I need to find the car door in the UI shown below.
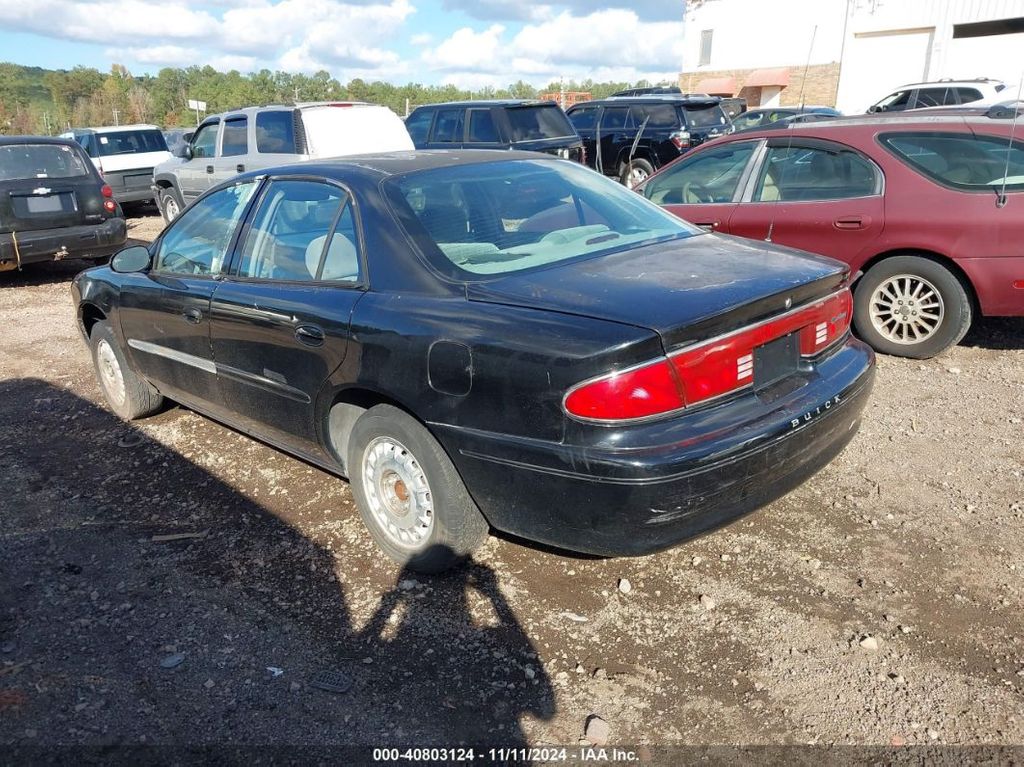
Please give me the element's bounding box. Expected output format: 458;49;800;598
595;106;630;174
209;177;364;456
640;139;760;232
178;119;221;203
727;138;884;265
566;104;599;168
117;179;261;411
213;114;249;184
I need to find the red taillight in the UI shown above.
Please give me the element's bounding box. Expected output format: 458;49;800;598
101;184;113;198
669;130;691;150
564;289;852;422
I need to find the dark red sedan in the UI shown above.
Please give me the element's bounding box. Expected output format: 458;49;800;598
637;114;1024;358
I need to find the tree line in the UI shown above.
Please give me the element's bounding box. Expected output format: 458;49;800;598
0;62;658;134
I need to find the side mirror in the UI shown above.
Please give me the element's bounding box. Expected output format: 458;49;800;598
110;245;151;274
171;144;188;158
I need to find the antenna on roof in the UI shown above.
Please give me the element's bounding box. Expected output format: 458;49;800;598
766;24;817;243
995;74;1023;209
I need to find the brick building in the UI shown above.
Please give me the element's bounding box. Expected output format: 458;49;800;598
680;0;1024;113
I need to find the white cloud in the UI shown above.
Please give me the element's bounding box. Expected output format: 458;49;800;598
410;32;433;45
113;45;203;66
422;24;505;74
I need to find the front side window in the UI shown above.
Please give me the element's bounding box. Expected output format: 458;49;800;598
191;122;219;159
731;111;766;130
221;117;248;157
0;144;91;181
431;109;464;143
467;109;500;143
873;90;911;112
237;180;349;281
153;181;258;275
255;111;296;154
644;142;757;205
754;145;879;202
880;131;1024;192
386;159;698;279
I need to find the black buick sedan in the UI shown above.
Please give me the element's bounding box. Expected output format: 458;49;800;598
72;150;874;572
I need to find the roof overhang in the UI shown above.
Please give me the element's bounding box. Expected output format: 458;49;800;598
745;68;791;88
695;76;738;95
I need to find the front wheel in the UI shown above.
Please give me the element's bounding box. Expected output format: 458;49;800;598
346;405;489;573
89;321;164;420
620;158;655;189
159;188;183;224
853;255;972;359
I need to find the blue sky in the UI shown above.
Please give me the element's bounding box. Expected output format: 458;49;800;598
0;0;683;88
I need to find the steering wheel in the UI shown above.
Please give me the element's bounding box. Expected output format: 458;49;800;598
162;251;210;275
682;181;714;204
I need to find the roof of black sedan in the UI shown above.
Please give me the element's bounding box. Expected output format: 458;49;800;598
0;135;78;146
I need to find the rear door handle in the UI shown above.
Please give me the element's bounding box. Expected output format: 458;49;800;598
834;216;864;229
183;308;203;324
295;324;325;346
206;165;214;174
236;164;245;173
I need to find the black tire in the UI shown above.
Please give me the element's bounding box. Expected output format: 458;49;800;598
159;187;184;224
89;321;164;420
619;157;655;188
853;255;972;359
346;404;489;573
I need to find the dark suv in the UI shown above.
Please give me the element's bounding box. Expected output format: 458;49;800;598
1;136;126;273
405;100;584;162
566;96;731;187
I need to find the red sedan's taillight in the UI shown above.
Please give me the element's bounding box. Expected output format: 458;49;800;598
564;289;852;423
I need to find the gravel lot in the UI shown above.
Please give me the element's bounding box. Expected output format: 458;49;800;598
1;211;1023;751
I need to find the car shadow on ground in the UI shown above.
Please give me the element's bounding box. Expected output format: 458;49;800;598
961;316;1024;351
0;259;93;288
0;378;554;747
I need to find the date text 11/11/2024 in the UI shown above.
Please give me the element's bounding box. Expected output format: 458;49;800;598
371;746;643;762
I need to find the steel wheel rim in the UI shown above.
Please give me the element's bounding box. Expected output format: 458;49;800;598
868;273;945;345
96;339;127;407
164;197;180;221
625;166;649;188
362;437;433;549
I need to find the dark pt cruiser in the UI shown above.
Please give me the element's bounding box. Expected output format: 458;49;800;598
72;150;874;572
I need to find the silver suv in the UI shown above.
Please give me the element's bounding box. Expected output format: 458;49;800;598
153;102;413;222
867;78;1006;113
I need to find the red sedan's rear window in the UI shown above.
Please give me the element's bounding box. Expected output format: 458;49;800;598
880;131;1024;192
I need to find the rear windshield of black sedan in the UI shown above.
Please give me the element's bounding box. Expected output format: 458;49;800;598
0;144;91;181
386;159;699;278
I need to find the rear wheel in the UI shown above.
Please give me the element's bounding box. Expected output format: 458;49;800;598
346;405;489;573
89;321;163;420
159;187;183;224
853;255;972;359
620;158;655;189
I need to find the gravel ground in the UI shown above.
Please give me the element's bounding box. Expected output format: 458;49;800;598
1;212;1023;752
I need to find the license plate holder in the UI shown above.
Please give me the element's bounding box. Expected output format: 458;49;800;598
753;333;799;391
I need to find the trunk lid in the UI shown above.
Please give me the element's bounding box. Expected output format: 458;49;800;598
0;142;106;234
465;233;848;351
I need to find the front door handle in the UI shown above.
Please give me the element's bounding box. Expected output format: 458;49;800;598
834;216;864;230
236;164;245;173
206;165;214;174
183;308;203;324
695;221;720;231
295;324;325;346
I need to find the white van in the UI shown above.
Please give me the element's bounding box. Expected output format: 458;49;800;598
61;125;171;206
152;102;414;222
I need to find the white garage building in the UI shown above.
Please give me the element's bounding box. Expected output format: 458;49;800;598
679;0;1024;113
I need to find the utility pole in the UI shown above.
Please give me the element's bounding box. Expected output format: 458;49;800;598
294;85;300;103
112;108;120;126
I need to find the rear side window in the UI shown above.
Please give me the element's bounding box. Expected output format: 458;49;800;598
505;105;575;141
255;111;296;154
567;106;598;130
237;179;348;281
96;129;167;156
633;104;679;129
431;108;465;143
601;107;629;131
467;109;500;143
404;109;433;145
221;117;248;157
0;144;91;181
683;105;728;129
754;145;879;202
881;131;1024;192
914;87;956;108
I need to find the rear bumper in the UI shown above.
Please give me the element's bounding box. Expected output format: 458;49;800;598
0;218;127;267
434;338;874;556
104;169;157;204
